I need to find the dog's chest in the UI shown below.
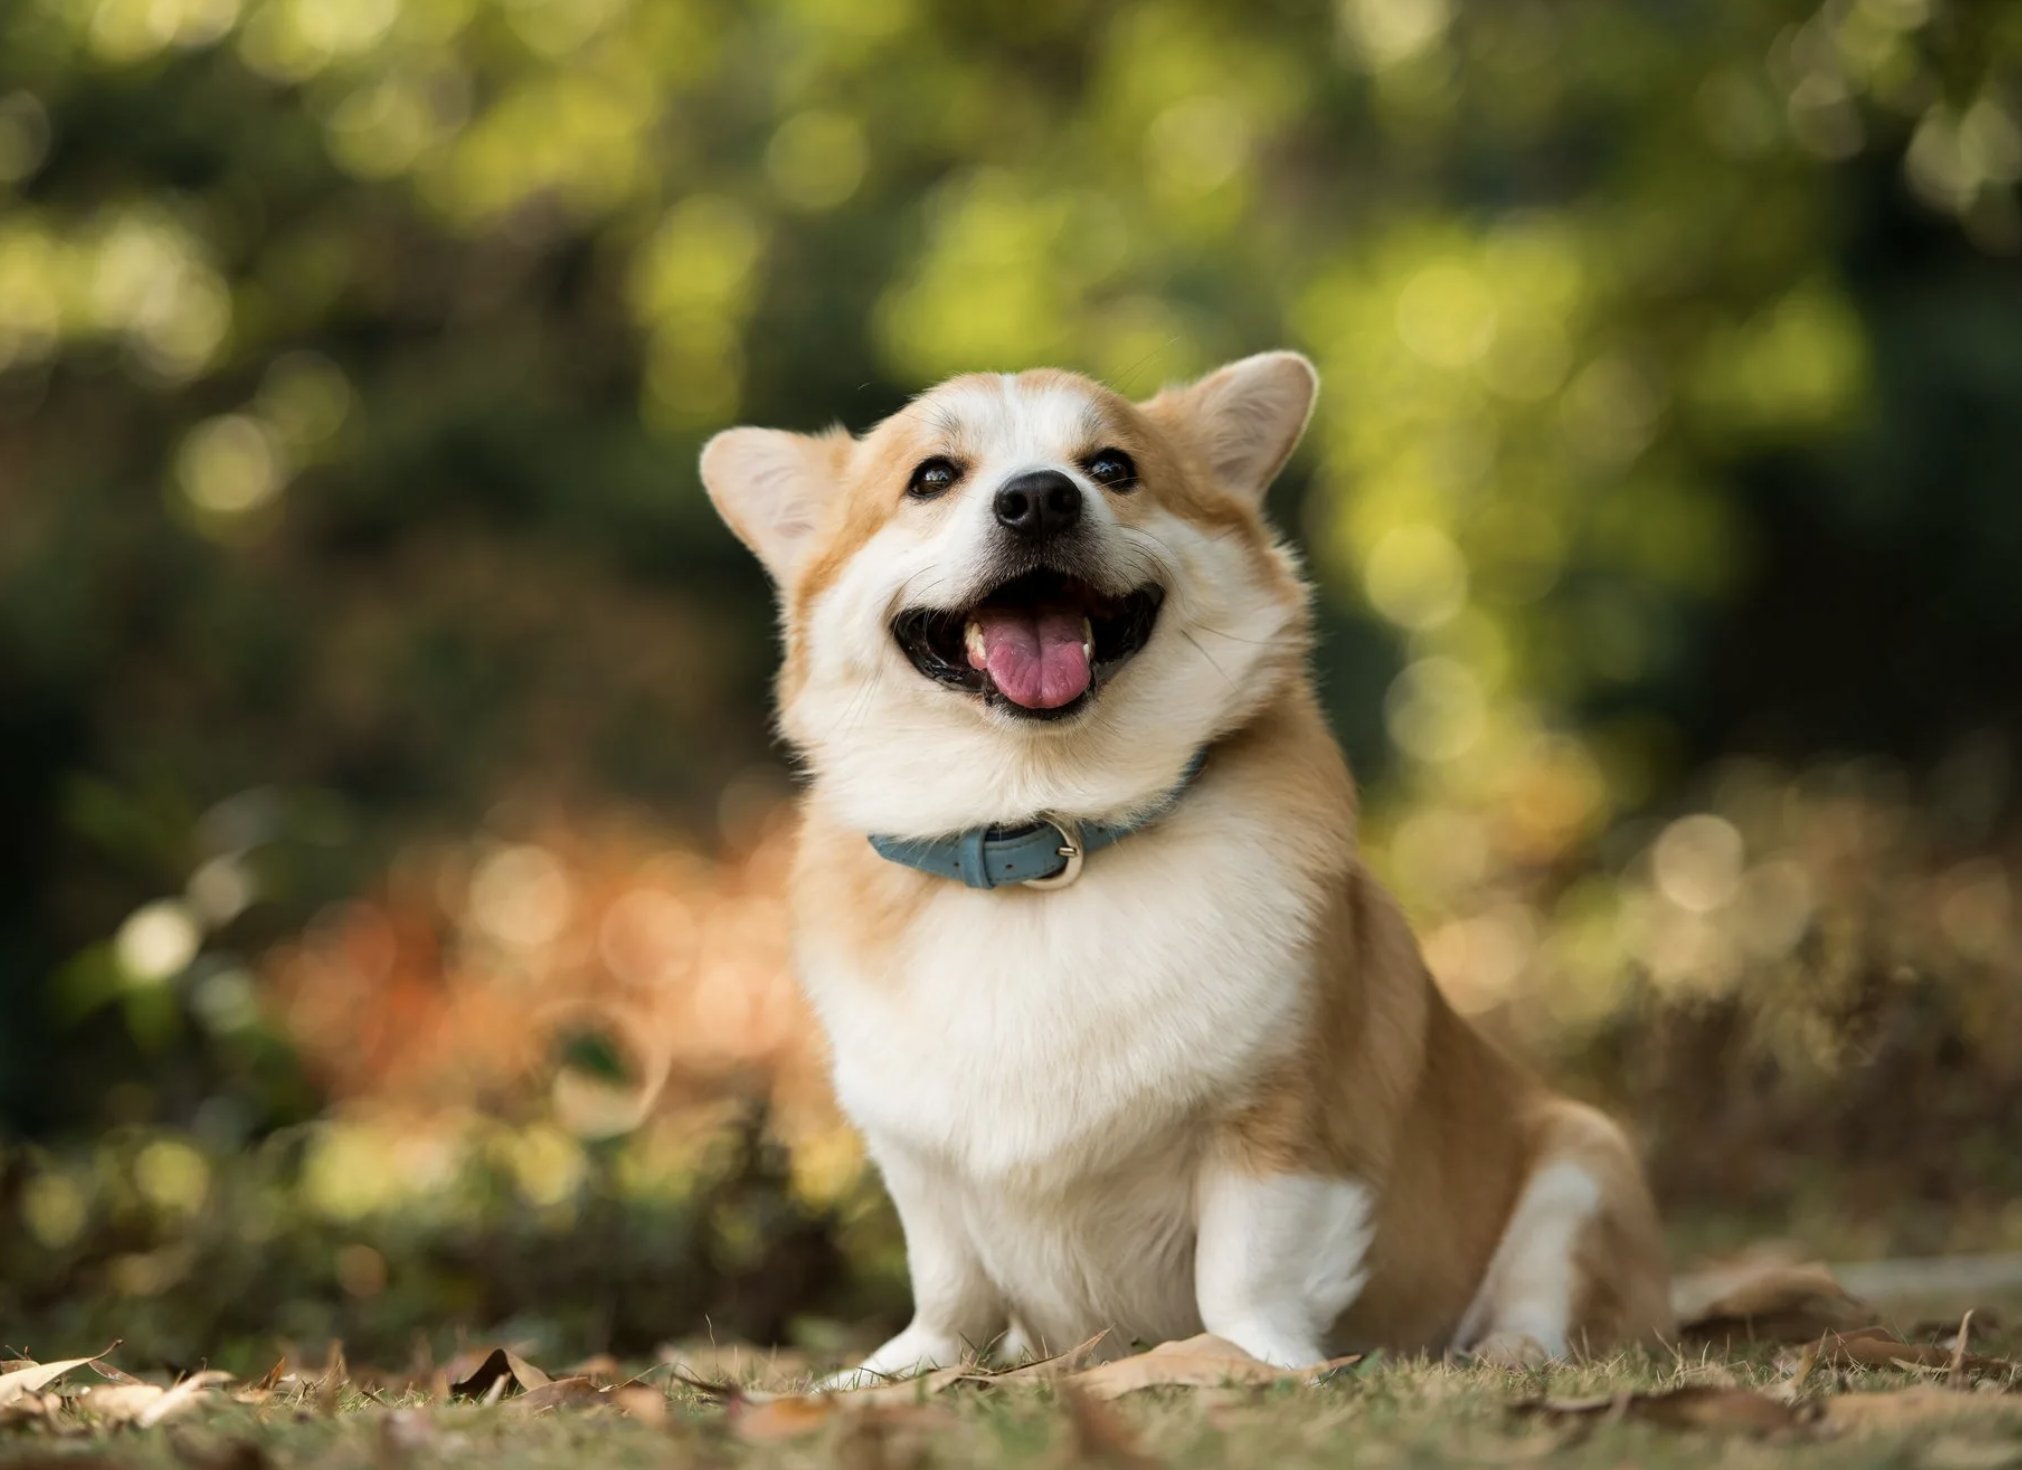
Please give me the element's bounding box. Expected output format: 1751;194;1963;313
800;813;1319;1185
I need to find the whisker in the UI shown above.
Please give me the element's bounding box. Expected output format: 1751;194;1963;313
1109;335;1183;399
1190;623;1277;647
1180;629;1235;690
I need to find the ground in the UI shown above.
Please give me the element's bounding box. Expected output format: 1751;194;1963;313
6;1281;2021;1470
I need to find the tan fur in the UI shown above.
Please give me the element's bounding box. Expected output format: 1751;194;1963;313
702;356;1673;1365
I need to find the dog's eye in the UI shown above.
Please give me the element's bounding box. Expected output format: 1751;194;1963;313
1084;449;1137;490
907;456;962;499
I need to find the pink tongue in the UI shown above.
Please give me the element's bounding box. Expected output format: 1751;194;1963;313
970;606;1091;710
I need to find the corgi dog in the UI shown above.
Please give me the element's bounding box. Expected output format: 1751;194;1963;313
699;353;1672;1378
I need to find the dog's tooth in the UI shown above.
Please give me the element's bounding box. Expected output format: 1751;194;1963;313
964;619;987;666
1080;615;1094;659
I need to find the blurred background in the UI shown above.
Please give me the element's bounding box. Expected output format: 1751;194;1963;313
2;0;2019;1372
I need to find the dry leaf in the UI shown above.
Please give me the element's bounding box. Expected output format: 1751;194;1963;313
142;1372;234;1429
90;1360;147;1387
448;1348;551;1402
1057;1380;1157;1468
1820;1387;2022;1433
730;1392;845;1442
75;1383;171;1425
959;1332;1110;1387
849;1367;975;1407
1815;1328;2013;1378
1065;1334;1349;1401
232;1358;287;1405
0;1390;65;1429
312;1341;349;1414
1951;1312;1977;1389
77;1371;232;1429
507;1377;604;1414
611;1385;669;1426
561;1354;622;1384
0;1347;120;1409
1674;1258;1876;1342
1513;1385;1809;1436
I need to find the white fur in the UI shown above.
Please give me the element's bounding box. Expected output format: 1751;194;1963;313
1195;1170;1374;1367
1453;1160;1602;1356
801;757;1339;1363
784;382;1300;839
775;366;1379;1373
707;362;1647;1380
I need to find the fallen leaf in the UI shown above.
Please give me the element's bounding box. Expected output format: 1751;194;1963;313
448;1348;551;1402
1065;1335;1349;1401
959;1332;1110;1387
1057;1380;1157;1468
561;1354;622;1384
507;1377;604;1414
233;1358;287;1405
1820;1387;2022;1433
693;1361;970;1408
1512;1385;1810;1436
79;1371;232;1429
74;1383;169;1425
1814;1328;2013;1378
730;1393;843;1442
1915;1312;2005;1344
312;1341;348;1414
611;1385;669;1426
0;1347;121;1410
1674;1258;1877;1342
140;1373;234;1429
1950;1312;1976;1389
0;1389;64;1429
845;1367;974;1406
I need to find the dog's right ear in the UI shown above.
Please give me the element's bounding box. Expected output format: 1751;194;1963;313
699;426;851;584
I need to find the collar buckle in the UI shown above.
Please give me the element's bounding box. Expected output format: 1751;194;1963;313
1020;815;1085;890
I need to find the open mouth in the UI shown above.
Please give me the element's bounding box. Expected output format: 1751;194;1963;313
892;569;1165;721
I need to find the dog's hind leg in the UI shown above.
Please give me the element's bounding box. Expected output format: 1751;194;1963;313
1453;1102;1672;1363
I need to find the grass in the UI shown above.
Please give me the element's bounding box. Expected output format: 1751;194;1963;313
11;1307;2022;1470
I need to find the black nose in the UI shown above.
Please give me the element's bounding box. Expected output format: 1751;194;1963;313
994;470;1082;540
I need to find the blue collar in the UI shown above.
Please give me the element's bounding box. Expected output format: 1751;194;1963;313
867;750;1208;891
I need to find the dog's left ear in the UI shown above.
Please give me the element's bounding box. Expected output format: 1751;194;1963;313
1145;351;1319;504
699;425;851;584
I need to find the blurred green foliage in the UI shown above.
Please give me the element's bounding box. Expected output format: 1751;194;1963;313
2;0;2021;1358
0;1113;872;1370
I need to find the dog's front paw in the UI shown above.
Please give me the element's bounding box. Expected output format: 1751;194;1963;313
1213;1323;1329;1371
1468;1330;1555;1367
814;1364;897;1393
818;1325;967;1392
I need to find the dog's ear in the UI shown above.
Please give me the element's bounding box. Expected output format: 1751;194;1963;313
1144;351;1318;504
699;426;851;583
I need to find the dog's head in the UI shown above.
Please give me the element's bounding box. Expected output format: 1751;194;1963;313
699;353;1317;836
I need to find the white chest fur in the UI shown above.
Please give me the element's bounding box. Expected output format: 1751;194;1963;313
796;791;1328;1344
